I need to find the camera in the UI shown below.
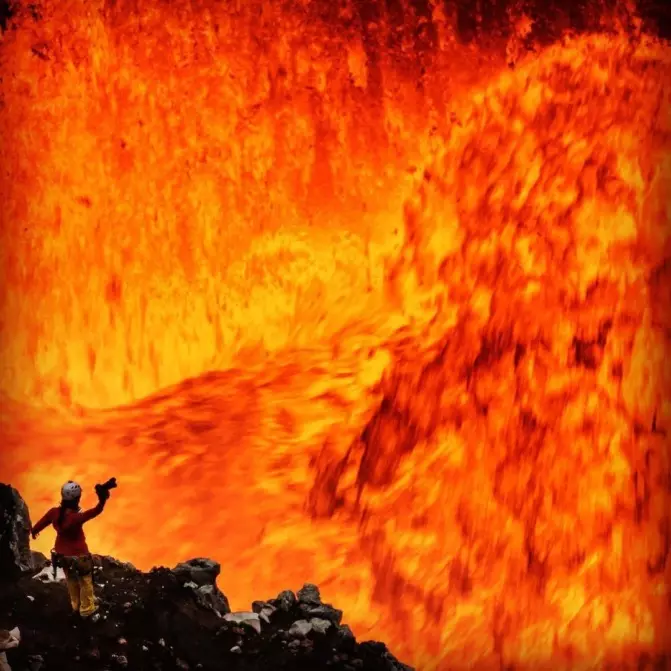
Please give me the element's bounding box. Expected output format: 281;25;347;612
95;477;118;498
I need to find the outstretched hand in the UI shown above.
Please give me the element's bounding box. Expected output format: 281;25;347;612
97;487;110;503
30;528;38;540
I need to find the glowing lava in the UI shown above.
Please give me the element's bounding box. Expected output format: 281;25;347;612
1;0;669;668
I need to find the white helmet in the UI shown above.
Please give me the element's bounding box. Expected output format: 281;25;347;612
61;481;82;501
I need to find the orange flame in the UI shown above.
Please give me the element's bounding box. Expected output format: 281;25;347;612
1;0;670;668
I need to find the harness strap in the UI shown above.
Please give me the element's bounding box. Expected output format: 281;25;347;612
52;552;93;577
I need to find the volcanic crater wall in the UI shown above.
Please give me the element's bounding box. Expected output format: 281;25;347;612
308;33;671;665
1;0;670;669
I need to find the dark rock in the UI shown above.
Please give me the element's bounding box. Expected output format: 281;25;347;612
309;618;332;634
222;612;261;634
288;620;312;638
93;555;136;571
296;583;321;605
27;654;45;671
172;558;220;587
338;625;355;641
193;583;230;616
299;603;343;625
110;653;128;666
273;590;297;612
336;625;357;654
0;483;33;582
30;551;48;571
360;642;388;656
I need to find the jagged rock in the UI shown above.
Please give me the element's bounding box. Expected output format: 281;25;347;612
93;555;136;571
299;603;343;625
172;558;220;587
223;612;261;634
26;654;43;671
172;559;230;615
32;567;66;583
337;625;356;642
293;583;343;624
288;620;312;638
193;584;231;616
273;590;297;612
296;583;321;605
0;484;33;581
258;605;275;623
309;618;332;634
250;600;277;624
30;552;48;571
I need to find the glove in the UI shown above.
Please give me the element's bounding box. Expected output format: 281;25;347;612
96;486;110;503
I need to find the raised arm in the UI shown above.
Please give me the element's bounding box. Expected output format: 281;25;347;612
61;500;106;528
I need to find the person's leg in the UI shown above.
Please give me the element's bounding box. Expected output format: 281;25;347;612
62;561;81;614
76;555;98;618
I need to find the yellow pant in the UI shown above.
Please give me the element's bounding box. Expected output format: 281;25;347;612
61;555;98;618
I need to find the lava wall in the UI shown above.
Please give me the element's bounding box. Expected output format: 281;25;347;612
0;0;669;669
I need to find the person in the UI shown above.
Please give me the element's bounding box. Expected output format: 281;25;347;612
30;481;111;618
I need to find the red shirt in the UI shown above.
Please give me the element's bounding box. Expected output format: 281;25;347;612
31;502;105;556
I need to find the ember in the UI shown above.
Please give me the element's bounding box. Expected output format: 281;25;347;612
0;0;669;668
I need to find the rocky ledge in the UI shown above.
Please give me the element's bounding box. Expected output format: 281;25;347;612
0;484;413;671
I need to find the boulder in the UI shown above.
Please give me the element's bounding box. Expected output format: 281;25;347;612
32;567;66;583
288;620;312;638
273;590;296;612
309;618;332;635
193;583;231;616
223;612;261;634
296;583;321;606
172;558;220;587
30;552;48;571
0;484;33;582
172;559;230;615
299;602;343;625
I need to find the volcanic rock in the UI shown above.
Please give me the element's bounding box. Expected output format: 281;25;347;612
172;557;220;586
310;617;332;634
274;589;297;611
172;557;231;615
31;566;66;583
296;583;321;605
223;611;261;634
194;582;231;616
30;552;48;571
288;620;312;637
0;485;33;581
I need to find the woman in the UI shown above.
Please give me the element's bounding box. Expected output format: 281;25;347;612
30;481;110;618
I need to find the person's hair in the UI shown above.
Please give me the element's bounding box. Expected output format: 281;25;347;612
56;497;80;528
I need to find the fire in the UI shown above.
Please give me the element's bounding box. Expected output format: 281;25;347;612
1;0;669;668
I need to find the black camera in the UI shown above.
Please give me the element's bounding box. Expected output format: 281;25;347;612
95;477;118;498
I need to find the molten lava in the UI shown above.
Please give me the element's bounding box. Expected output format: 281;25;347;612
0;0;669;668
